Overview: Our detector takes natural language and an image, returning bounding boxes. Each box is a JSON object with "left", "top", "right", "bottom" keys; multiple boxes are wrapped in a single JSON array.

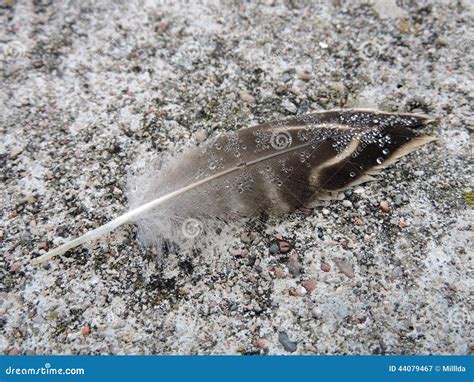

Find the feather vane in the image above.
[{"left": 33, "top": 109, "right": 435, "bottom": 264}]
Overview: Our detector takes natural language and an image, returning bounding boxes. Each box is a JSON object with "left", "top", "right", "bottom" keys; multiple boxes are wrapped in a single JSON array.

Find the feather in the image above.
[{"left": 32, "top": 108, "right": 436, "bottom": 264}]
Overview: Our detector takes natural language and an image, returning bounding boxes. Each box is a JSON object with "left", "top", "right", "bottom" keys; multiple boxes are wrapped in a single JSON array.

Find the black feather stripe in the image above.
[{"left": 315, "top": 125, "right": 427, "bottom": 191}]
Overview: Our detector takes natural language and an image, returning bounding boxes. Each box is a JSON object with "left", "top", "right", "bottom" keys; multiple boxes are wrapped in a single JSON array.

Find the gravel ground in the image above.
[{"left": 1, "top": 0, "right": 472, "bottom": 355}]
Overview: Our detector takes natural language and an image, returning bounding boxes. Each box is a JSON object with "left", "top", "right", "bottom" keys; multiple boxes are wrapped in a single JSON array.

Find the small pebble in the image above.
[
  {"left": 8, "top": 348, "right": 19, "bottom": 355},
  {"left": 379, "top": 200, "right": 390, "bottom": 213},
  {"left": 269, "top": 243, "right": 279, "bottom": 254},
  {"left": 297, "top": 67, "right": 312, "bottom": 81},
  {"left": 398, "top": 218, "right": 410, "bottom": 228},
  {"left": 278, "top": 240, "right": 291, "bottom": 254},
  {"left": 287, "top": 251, "right": 302, "bottom": 277},
  {"left": 278, "top": 332, "right": 297, "bottom": 353},
  {"left": 320, "top": 262, "right": 331, "bottom": 272},
  {"left": 255, "top": 338, "right": 266, "bottom": 349},
  {"left": 81, "top": 325, "right": 90, "bottom": 337},
  {"left": 281, "top": 72, "right": 292, "bottom": 82},
  {"left": 302, "top": 278, "right": 317, "bottom": 293},
  {"left": 38, "top": 241, "right": 48, "bottom": 250},
  {"left": 238, "top": 90, "right": 255, "bottom": 104},
  {"left": 275, "top": 84, "right": 288, "bottom": 95},
  {"left": 10, "top": 146, "right": 24, "bottom": 159},
  {"left": 342, "top": 200, "right": 352, "bottom": 208},
  {"left": 340, "top": 238, "right": 355, "bottom": 249},
  {"left": 10, "top": 262, "right": 21, "bottom": 273},
  {"left": 157, "top": 20, "right": 169, "bottom": 33},
  {"left": 282, "top": 99, "right": 297, "bottom": 114},
  {"left": 289, "top": 286, "right": 306, "bottom": 297},
  {"left": 334, "top": 258, "right": 355, "bottom": 278},
  {"left": 311, "top": 307, "right": 322, "bottom": 319},
  {"left": 390, "top": 266, "right": 403, "bottom": 280}
]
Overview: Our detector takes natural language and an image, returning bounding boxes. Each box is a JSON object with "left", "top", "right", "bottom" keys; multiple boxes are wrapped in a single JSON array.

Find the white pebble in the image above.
[{"left": 342, "top": 200, "right": 352, "bottom": 208}]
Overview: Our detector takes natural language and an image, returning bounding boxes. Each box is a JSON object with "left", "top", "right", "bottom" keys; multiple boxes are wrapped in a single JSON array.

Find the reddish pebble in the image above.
[
  {"left": 321, "top": 262, "right": 331, "bottom": 272},
  {"left": 302, "top": 279, "right": 317, "bottom": 293},
  {"left": 398, "top": 218, "right": 410, "bottom": 228},
  {"left": 255, "top": 338, "right": 266, "bottom": 349},
  {"left": 157, "top": 21, "right": 169, "bottom": 33},
  {"left": 38, "top": 241, "right": 48, "bottom": 250},
  {"left": 278, "top": 240, "right": 291, "bottom": 254},
  {"left": 10, "top": 262, "right": 21, "bottom": 273},
  {"left": 306, "top": 344, "right": 317, "bottom": 353},
  {"left": 379, "top": 201, "right": 390, "bottom": 213},
  {"left": 81, "top": 325, "right": 90, "bottom": 337},
  {"left": 8, "top": 348, "right": 19, "bottom": 355}
]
